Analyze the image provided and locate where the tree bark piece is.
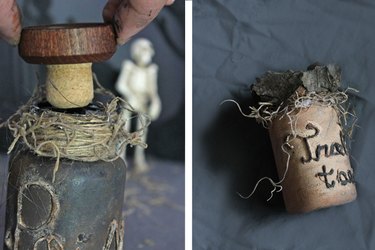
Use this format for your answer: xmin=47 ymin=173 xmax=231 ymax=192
xmin=252 ymin=64 xmax=341 ymax=105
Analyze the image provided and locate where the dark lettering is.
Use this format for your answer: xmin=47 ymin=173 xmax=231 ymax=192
xmin=315 ymin=144 xmax=329 ymax=160
xmin=316 ymin=165 xmax=335 ymax=188
xmin=330 ymin=143 xmax=346 ymax=156
xmin=337 ymin=169 xmax=355 ymax=185
xmin=290 ymin=123 xmax=348 ymax=164
xmin=347 ymin=170 xmax=355 ymax=183
xmin=299 ymin=123 xmax=319 ymax=163
xmin=337 ymin=171 xmax=349 ymax=185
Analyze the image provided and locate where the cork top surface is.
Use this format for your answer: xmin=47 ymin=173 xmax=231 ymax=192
xmin=19 ymin=23 xmax=117 ymax=64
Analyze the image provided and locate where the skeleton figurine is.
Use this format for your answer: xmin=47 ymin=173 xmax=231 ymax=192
xmin=116 ymin=38 xmax=161 ymax=173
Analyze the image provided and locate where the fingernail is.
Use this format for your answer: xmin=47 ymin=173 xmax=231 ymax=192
xmin=117 ymin=36 xmax=132 ymax=46
xmin=9 ymin=39 xmax=19 ymax=46
xmin=1 ymin=35 xmax=19 ymax=46
xmin=112 ymin=14 xmax=122 ymax=35
xmin=102 ymin=9 xmax=111 ymax=22
xmin=117 ymin=37 xmax=126 ymax=46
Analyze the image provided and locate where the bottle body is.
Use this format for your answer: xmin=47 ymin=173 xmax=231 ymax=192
xmin=4 ymin=149 xmax=126 ymax=249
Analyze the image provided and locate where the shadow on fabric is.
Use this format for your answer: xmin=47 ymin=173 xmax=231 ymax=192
xmin=203 ymin=91 xmax=286 ymax=216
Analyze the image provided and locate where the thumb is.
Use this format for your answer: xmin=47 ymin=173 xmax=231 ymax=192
xmin=166 ymin=0 xmax=175 ymax=5
xmin=111 ymin=0 xmax=170 ymax=45
xmin=0 ymin=0 xmax=22 ymax=45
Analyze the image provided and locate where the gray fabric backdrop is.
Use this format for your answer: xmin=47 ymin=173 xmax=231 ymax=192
xmin=193 ymin=0 xmax=375 ymax=249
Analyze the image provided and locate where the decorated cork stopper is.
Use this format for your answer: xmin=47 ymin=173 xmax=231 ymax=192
xmin=252 ymin=64 xmax=357 ymax=213
xmin=19 ymin=23 xmax=117 ymax=109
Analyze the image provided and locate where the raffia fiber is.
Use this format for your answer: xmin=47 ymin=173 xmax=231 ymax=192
xmin=2 ymin=85 xmax=150 ymax=182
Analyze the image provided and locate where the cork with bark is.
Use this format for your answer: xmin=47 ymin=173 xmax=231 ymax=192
xmin=250 ymin=64 xmax=357 ymax=213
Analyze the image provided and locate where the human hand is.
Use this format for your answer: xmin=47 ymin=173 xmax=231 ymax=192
xmin=0 ymin=0 xmax=22 ymax=45
xmin=103 ymin=0 xmax=174 ymax=45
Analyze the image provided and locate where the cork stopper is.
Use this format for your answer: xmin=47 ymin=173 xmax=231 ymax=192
xmin=19 ymin=23 xmax=117 ymax=109
xmin=252 ymin=64 xmax=356 ymax=213
xmin=46 ymin=63 xmax=93 ymax=108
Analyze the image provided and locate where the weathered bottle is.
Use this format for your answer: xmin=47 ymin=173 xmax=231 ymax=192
xmin=5 ymin=149 xmax=126 ymax=249
xmin=3 ymin=23 xmax=134 ymax=249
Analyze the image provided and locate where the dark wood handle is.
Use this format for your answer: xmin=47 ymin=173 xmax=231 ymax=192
xmin=19 ymin=23 xmax=117 ymax=64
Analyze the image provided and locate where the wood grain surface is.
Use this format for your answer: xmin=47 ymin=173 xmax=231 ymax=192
xmin=19 ymin=23 xmax=117 ymax=64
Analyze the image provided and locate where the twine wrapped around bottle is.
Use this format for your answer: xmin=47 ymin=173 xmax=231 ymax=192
xmin=3 ymin=84 xmax=150 ymax=182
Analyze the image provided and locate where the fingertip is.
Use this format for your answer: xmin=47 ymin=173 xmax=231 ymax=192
xmin=0 ymin=27 xmax=21 ymax=46
xmin=0 ymin=0 xmax=22 ymax=45
xmin=116 ymin=36 xmax=129 ymax=46
xmin=15 ymin=29 xmax=21 ymax=45
xmin=9 ymin=38 xmax=20 ymax=46
xmin=117 ymin=38 xmax=125 ymax=46
xmin=166 ymin=0 xmax=175 ymax=5
xmin=1 ymin=34 xmax=20 ymax=46
xmin=102 ymin=8 xmax=112 ymax=22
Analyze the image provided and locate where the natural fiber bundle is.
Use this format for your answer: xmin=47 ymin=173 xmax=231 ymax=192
xmin=4 ymin=85 xmax=149 ymax=182
xmin=224 ymin=86 xmax=352 ymax=130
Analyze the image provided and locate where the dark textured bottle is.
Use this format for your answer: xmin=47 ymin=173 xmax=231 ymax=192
xmin=4 ymin=149 xmax=126 ymax=249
